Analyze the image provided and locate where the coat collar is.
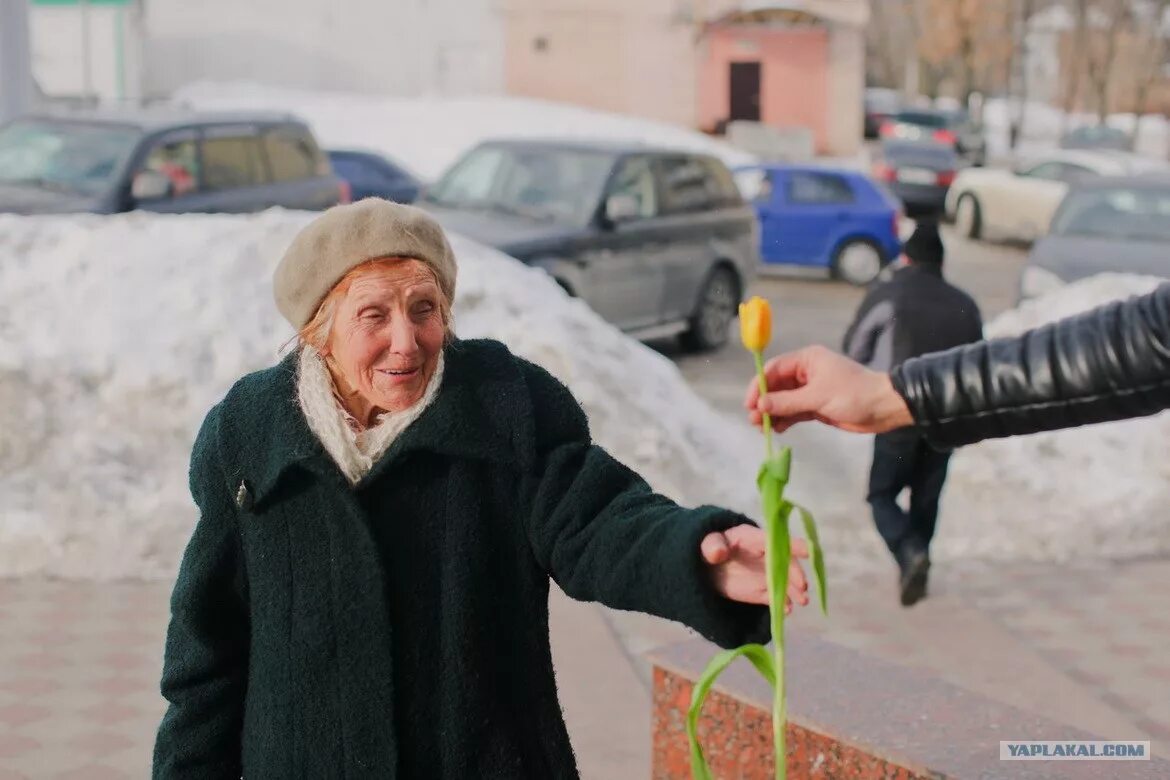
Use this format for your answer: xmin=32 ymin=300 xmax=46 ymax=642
xmin=222 ymin=339 xmax=533 ymax=509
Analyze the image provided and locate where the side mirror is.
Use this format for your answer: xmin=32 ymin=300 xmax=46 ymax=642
xmin=131 ymin=169 xmax=174 ymax=202
xmin=604 ymin=193 xmax=640 ymax=225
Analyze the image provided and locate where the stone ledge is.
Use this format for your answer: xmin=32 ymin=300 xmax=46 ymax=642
xmin=649 ymin=634 xmax=1168 ymax=779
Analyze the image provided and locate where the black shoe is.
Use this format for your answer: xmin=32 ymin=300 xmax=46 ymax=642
xmin=898 ymin=550 xmax=930 ymax=607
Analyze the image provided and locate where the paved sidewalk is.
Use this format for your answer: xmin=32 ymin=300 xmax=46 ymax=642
xmin=2 ymin=556 xmax=1168 ymax=778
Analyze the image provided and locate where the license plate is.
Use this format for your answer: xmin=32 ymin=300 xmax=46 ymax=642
xmin=897 ymin=168 xmax=936 ymax=185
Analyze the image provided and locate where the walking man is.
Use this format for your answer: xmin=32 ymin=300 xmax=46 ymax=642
xmin=842 ymin=221 xmax=983 ymax=606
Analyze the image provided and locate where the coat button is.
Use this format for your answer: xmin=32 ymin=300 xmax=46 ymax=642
xmin=235 ymin=480 xmax=254 ymax=511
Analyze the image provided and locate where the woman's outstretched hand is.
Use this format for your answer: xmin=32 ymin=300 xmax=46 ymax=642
xmin=702 ymin=525 xmax=809 ymax=614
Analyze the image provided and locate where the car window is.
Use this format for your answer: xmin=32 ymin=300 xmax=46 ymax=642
xmin=1021 ymin=162 xmax=1063 ymax=181
xmin=426 ymin=145 xmax=613 ymax=225
xmin=882 ymin=142 xmax=957 ymax=169
xmin=606 ymin=156 xmax=657 ymax=219
xmin=1059 ymin=164 xmax=1097 ymax=184
xmin=0 ymin=119 xmax=140 ymax=195
xmin=201 ymin=133 xmax=264 ymax=190
xmin=700 ymin=158 xmax=744 ymax=205
xmin=263 ymin=128 xmax=321 ymax=182
xmin=656 ymin=156 xmax=728 ymax=213
xmin=894 ymin=111 xmax=947 ymax=129
xmin=427 ymin=146 xmax=506 ymax=204
xmin=787 ymin=171 xmax=855 ymax=205
xmin=140 ymin=135 xmax=200 ymax=197
xmin=1052 ymin=186 xmax=1170 ymax=242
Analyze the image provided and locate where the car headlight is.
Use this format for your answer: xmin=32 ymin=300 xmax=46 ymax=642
xmin=1019 ymin=266 xmax=1065 ymax=300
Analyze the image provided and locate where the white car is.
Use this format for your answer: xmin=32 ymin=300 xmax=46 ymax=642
xmin=945 ymin=150 xmax=1166 ymax=243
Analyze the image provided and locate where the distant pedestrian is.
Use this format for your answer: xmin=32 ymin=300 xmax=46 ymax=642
xmin=840 ymin=221 xmax=983 ymax=606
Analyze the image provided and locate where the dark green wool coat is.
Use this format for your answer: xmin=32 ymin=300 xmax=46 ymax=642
xmin=153 ymin=338 xmax=770 ymax=779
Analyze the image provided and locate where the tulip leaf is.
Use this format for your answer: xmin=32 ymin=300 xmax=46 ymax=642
xmin=687 ymin=643 xmax=776 ymax=779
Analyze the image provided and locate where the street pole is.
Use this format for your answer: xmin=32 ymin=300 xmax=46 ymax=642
xmin=0 ymin=0 xmax=35 ymax=123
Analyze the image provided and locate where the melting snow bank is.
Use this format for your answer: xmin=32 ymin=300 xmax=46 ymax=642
xmin=0 ymin=211 xmax=765 ymax=579
xmin=936 ymin=274 xmax=1170 ymax=564
xmin=1 ymin=212 xmax=1165 ymax=579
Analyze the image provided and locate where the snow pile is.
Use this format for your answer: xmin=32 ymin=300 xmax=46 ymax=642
xmin=937 ymin=274 xmax=1170 ymax=563
xmin=0 ymin=211 xmax=765 ymax=579
xmin=981 ymin=98 xmax=1170 ymax=160
xmin=171 ymin=82 xmax=756 ymax=182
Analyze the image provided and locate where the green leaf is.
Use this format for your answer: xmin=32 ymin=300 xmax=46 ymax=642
xmin=756 ymin=449 xmax=792 ymax=491
xmin=687 ymin=644 xmax=777 ymax=779
xmin=793 ymin=503 xmax=828 ymax=616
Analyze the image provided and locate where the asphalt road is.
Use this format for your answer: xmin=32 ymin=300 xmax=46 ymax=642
xmin=656 ymin=225 xmax=1030 ymax=416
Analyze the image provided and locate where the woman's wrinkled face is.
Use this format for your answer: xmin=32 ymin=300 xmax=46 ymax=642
xmin=322 ymin=259 xmax=445 ymax=416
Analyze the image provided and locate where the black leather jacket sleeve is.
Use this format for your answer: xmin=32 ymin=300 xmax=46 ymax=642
xmin=890 ymin=283 xmax=1170 ymax=449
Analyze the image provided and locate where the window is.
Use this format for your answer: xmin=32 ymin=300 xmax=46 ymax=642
xmin=140 ymin=136 xmax=200 ymax=197
xmin=200 ymin=133 xmax=264 ymax=191
xmin=263 ymin=128 xmax=321 ymax=182
xmin=1021 ymin=162 xmax=1063 ymax=181
xmin=605 ymin=157 xmax=657 ymax=219
xmin=1051 ymin=186 xmax=1170 ymax=242
xmin=0 ymin=119 xmax=140 ymax=195
xmin=425 ymin=144 xmax=612 ymax=225
xmin=427 ymin=146 xmax=506 ymax=205
xmin=699 ymin=158 xmax=744 ymax=206
xmin=787 ymin=172 xmax=854 ymax=205
xmin=657 ymin=157 xmax=720 ymax=213
xmin=1059 ymin=164 xmax=1096 ymax=184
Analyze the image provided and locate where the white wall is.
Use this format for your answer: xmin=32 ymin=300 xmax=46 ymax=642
xmin=141 ymin=0 xmax=504 ymax=99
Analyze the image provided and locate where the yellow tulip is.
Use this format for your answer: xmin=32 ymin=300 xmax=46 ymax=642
xmin=739 ymin=296 xmax=772 ymax=353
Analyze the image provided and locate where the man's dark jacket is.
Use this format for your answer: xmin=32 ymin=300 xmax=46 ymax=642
xmin=893 ymin=283 xmax=1170 ymax=449
xmin=842 ymin=263 xmax=983 ymax=372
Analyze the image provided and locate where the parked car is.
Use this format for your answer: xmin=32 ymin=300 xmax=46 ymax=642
xmin=1059 ymin=125 xmax=1132 ymax=151
xmin=1019 ymin=174 xmax=1170 ymax=301
xmin=880 ymin=108 xmax=986 ymax=166
xmin=945 ymin=149 xmax=1165 ymax=243
xmin=737 ymin=164 xmax=902 ymax=286
xmin=864 ymin=88 xmax=902 ymax=139
xmin=873 ymin=140 xmax=961 ymax=217
xmin=0 ymin=107 xmax=347 ymax=215
xmin=419 ymin=139 xmax=759 ymax=350
xmin=327 ymin=148 xmax=421 ymax=204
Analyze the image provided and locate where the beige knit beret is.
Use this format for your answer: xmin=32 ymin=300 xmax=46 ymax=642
xmin=273 ymin=198 xmax=458 ymax=329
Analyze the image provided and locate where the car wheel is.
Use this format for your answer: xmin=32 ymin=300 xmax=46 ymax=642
xmin=680 ymin=266 xmax=739 ymax=352
xmin=832 ymin=240 xmax=884 ymax=287
xmin=955 ymin=193 xmax=982 ymax=239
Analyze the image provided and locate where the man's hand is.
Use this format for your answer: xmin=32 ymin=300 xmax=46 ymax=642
xmin=701 ymin=525 xmax=809 ymax=614
xmin=743 ymin=346 xmax=915 ymax=435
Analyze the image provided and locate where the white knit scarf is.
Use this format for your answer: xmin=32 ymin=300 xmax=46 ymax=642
xmin=296 ymin=345 xmax=445 ymax=486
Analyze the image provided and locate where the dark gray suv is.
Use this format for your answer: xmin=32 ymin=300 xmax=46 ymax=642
xmin=420 ymin=139 xmax=760 ymax=350
xmin=0 ymin=108 xmax=347 ymax=215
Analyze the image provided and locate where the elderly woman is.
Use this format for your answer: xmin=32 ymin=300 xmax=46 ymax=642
xmin=152 ymin=199 xmax=810 ymax=779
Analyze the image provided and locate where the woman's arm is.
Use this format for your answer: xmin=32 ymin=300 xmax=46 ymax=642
xmin=518 ymin=361 xmax=772 ymax=650
xmin=153 ymin=407 xmax=250 ymax=779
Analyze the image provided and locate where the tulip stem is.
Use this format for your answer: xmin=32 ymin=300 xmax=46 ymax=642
xmin=753 ymin=351 xmax=774 ymax=458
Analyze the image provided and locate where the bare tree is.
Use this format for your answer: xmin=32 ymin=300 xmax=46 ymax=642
xmin=1062 ymin=0 xmax=1091 ymax=130
xmin=1131 ymin=0 xmax=1170 ymax=118
xmin=917 ymin=0 xmax=1015 ymax=104
xmin=1085 ymin=0 xmax=1133 ymax=121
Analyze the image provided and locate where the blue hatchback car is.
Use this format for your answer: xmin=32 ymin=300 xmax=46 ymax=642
xmin=736 ymin=164 xmax=902 ymax=285
xmin=327 ymin=149 xmax=421 ymax=204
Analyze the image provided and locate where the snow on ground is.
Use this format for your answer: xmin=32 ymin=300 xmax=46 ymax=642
xmin=937 ymin=274 xmax=1170 ymax=564
xmin=172 ymin=82 xmax=756 ymax=182
xmin=0 ymin=211 xmax=766 ymax=580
